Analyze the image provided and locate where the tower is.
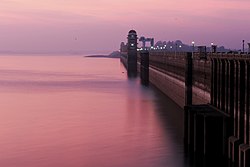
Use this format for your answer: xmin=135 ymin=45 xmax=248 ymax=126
xmin=127 ymin=30 xmax=138 ymax=75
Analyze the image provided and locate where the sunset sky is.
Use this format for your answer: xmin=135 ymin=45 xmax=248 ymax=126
xmin=0 ymin=0 xmax=249 ymax=54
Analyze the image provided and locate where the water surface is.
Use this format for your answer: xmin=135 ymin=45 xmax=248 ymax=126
xmin=0 ymin=55 xmax=186 ymax=167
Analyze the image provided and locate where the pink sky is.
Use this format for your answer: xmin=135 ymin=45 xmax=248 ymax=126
xmin=0 ymin=0 xmax=250 ymax=54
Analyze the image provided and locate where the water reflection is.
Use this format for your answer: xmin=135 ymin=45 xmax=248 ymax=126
xmin=146 ymin=79 xmax=231 ymax=167
xmin=0 ymin=55 xmax=230 ymax=167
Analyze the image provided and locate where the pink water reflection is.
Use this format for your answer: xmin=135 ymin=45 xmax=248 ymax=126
xmin=0 ymin=55 xmax=184 ymax=167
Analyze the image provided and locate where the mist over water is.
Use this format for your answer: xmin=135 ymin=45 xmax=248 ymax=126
xmin=0 ymin=55 xmax=188 ymax=167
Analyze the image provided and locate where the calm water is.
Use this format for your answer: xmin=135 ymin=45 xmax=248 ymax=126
xmin=0 ymin=55 xmax=187 ymax=167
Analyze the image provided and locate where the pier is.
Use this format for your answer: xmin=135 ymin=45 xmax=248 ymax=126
xmin=121 ymin=30 xmax=250 ymax=167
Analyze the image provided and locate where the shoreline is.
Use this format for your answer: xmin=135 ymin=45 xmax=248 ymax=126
xmin=84 ymin=55 xmax=120 ymax=58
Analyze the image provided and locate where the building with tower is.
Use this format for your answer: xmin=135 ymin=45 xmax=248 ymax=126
xmin=127 ymin=30 xmax=138 ymax=75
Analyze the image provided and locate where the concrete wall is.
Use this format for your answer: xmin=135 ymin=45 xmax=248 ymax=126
xmin=149 ymin=66 xmax=185 ymax=107
xmin=120 ymin=53 xmax=127 ymax=69
xmin=192 ymin=53 xmax=211 ymax=105
xmin=147 ymin=51 xmax=210 ymax=109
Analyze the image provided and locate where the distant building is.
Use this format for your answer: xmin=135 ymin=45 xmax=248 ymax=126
xmin=120 ymin=42 xmax=127 ymax=53
xmin=139 ymin=36 xmax=154 ymax=49
xmin=153 ymin=40 xmax=230 ymax=53
xmin=127 ymin=30 xmax=138 ymax=74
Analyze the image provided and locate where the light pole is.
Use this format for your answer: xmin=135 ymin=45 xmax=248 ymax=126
xmin=191 ymin=41 xmax=195 ymax=52
xmin=248 ymin=43 xmax=250 ymax=53
xmin=242 ymin=40 xmax=245 ymax=53
xmin=211 ymin=42 xmax=214 ymax=53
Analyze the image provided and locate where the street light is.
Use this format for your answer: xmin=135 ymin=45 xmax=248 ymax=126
xmin=243 ymin=40 xmax=245 ymax=53
xmin=179 ymin=45 xmax=182 ymax=52
xmin=248 ymin=43 xmax=250 ymax=53
xmin=211 ymin=42 xmax=214 ymax=53
xmin=163 ymin=45 xmax=166 ymax=50
xmin=192 ymin=41 xmax=195 ymax=52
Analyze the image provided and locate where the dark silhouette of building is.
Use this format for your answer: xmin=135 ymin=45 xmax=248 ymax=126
xmin=120 ymin=42 xmax=127 ymax=53
xmin=197 ymin=46 xmax=207 ymax=59
xmin=211 ymin=45 xmax=217 ymax=53
xmin=139 ymin=36 xmax=154 ymax=49
xmin=127 ymin=30 xmax=138 ymax=75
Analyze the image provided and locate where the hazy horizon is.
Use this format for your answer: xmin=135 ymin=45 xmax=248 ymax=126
xmin=1 ymin=0 xmax=250 ymax=54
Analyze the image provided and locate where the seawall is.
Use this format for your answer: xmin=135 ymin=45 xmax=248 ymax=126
xmin=138 ymin=51 xmax=210 ymax=109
